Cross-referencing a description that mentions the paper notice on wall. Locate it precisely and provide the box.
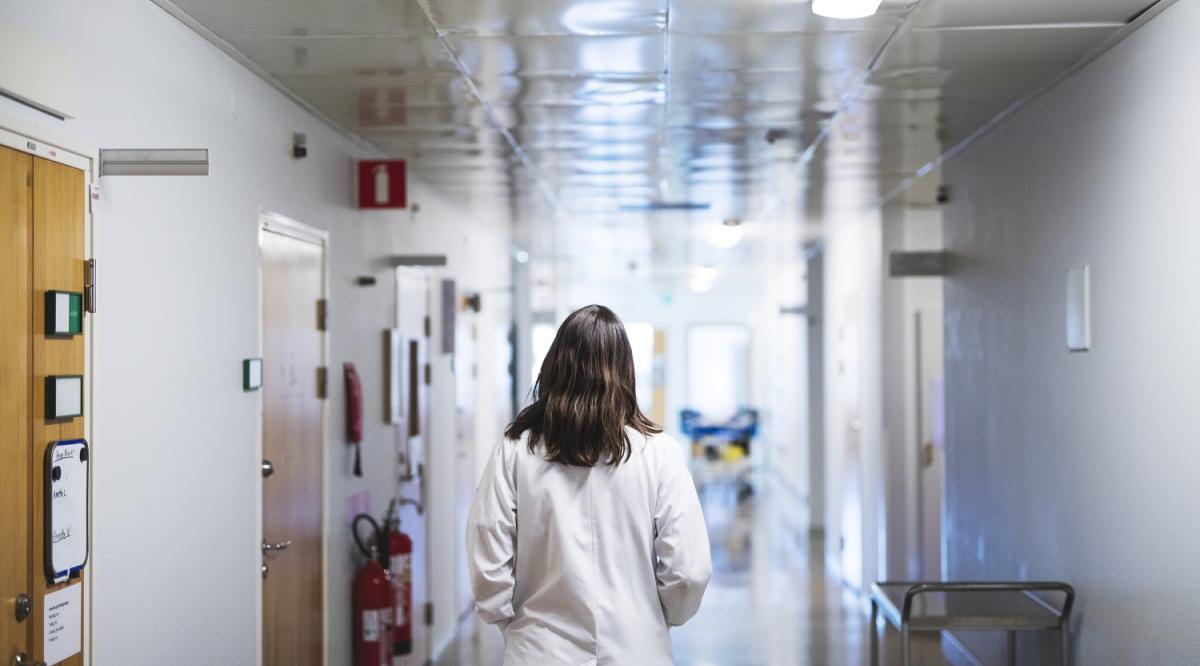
[44,583,81,665]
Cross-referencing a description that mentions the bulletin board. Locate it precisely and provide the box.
[44,439,89,584]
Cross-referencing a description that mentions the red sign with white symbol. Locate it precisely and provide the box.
[357,160,406,209]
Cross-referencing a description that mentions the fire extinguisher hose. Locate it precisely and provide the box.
[352,513,382,560]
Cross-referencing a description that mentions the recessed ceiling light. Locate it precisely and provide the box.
[812,0,883,19]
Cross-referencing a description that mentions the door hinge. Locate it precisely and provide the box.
[84,259,97,314]
[423,316,431,338]
[424,363,431,385]
[316,366,328,399]
[316,298,328,331]
[424,602,433,626]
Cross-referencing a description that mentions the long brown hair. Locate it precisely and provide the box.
[505,305,661,466]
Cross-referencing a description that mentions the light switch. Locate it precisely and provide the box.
[45,375,83,420]
[1066,266,1091,352]
[243,358,263,391]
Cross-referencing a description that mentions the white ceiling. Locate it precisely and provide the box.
[163,0,1156,282]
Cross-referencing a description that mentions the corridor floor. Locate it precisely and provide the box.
[438,466,921,666]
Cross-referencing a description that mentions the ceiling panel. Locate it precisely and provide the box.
[418,0,667,36]
[913,0,1152,29]
[448,34,666,77]
[228,35,456,76]
[669,31,890,74]
[672,0,913,34]
[171,0,432,37]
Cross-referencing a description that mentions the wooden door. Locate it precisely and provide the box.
[0,145,33,665]
[31,152,86,666]
[0,144,86,666]
[261,227,325,666]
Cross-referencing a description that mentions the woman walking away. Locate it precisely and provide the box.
[467,304,712,666]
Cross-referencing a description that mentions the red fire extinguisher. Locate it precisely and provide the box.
[382,503,413,657]
[353,515,393,666]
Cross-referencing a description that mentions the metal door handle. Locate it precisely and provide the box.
[14,653,45,666]
[261,539,292,553]
[261,459,275,478]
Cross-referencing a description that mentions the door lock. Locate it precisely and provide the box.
[261,459,274,478]
[14,593,30,622]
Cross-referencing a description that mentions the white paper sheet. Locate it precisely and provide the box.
[44,584,81,665]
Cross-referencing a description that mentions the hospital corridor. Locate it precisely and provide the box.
[1,0,1197,665]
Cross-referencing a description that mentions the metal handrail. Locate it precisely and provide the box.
[898,581,1075,627]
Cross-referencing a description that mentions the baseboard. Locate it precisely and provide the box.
[942,631,984,666]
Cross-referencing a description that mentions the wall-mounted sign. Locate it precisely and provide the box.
[43,583,81,664]
[243,358,263,391]
[45,290,83,336]
[357,160,406,209]
[45,375,83,420]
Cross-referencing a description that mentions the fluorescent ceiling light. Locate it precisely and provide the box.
[812,0,883,19]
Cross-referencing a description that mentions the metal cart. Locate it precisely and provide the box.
[869,581,1075,666]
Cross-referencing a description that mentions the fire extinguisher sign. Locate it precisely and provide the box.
[357,160,407,209]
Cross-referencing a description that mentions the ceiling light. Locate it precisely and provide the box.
[689,266,717,294]
[708,221,745,249]
[812,0,883,19]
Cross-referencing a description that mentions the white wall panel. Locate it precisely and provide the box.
[943,1,1200,661]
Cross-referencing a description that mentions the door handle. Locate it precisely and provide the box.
[261,459,275,478]
[14,653,46,666]
[261,539,292,553]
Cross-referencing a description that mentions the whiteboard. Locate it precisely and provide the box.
[45,439,88,583]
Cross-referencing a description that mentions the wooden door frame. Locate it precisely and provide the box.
[256,210,331,666]
[0,112,97,666]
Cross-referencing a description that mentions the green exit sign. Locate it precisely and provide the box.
[45,291,83,336]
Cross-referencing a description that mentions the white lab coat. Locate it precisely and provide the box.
[467,429,712,666]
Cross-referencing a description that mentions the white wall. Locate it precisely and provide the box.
[942,1,1200,661]
[0,1,510,663]
[820,206,883,591]
[880,201,944,581]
